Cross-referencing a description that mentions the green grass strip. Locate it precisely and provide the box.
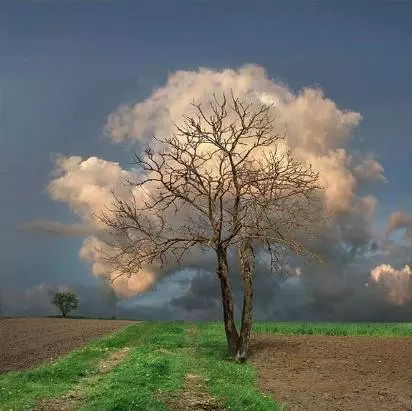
[201,321,412,337]
[253,321,412,336]
[196,323,286,411]
[0,322,150,411]
[80,322,188,411]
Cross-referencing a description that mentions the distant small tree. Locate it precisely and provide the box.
[51,291,79,317]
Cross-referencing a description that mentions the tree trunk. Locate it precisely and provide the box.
[216,246,239,357]
[235,240,254,362]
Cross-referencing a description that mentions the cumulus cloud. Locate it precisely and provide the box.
[369,264,412,305]
[34,64,395,315]
[106,65,364,214]
[42,155,161,296]
[78,236,158,297]
[47,155,132,222]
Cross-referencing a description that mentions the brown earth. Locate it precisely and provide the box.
[0,318,137,373]
[249,333,412,411]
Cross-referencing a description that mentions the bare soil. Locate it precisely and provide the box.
[0,318,136,373]
[250,333,412,411]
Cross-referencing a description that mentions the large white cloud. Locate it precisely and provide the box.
[45,64,388,296]
[106,65,364,213]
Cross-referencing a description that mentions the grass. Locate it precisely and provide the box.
[196,323,285,410]
[80,323,188,411]
[0,320,410,410]
[0,322,153,411]
[253,321,412,337]
[198,321,412,337]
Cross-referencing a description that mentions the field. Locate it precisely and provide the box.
[0,318,137,374]
[0,319,411,411]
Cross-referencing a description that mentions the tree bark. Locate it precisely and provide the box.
[235,240,254,362]
[216,246,239,357]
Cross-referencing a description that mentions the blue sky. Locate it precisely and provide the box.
[1,0,411,310]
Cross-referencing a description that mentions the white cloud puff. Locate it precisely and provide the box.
[47,155,132,223]
[370,264,412,305]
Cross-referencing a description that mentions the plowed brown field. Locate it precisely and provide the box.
[0,318,136,373]
[250,333,412,411]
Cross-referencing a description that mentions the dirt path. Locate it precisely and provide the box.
[166,325,222,411]
[0,318,137,373]
[167,372,221,411]
[35,346,131,411]
[250,333,412,411]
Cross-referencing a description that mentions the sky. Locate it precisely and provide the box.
[1,0,411,320]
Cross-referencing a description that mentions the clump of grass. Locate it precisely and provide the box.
[0,322,149,411]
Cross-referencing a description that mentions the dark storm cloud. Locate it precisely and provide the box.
[168,234,412,322]
[170,270,221,311]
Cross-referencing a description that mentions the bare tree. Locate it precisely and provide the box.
[99,93,324,361]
